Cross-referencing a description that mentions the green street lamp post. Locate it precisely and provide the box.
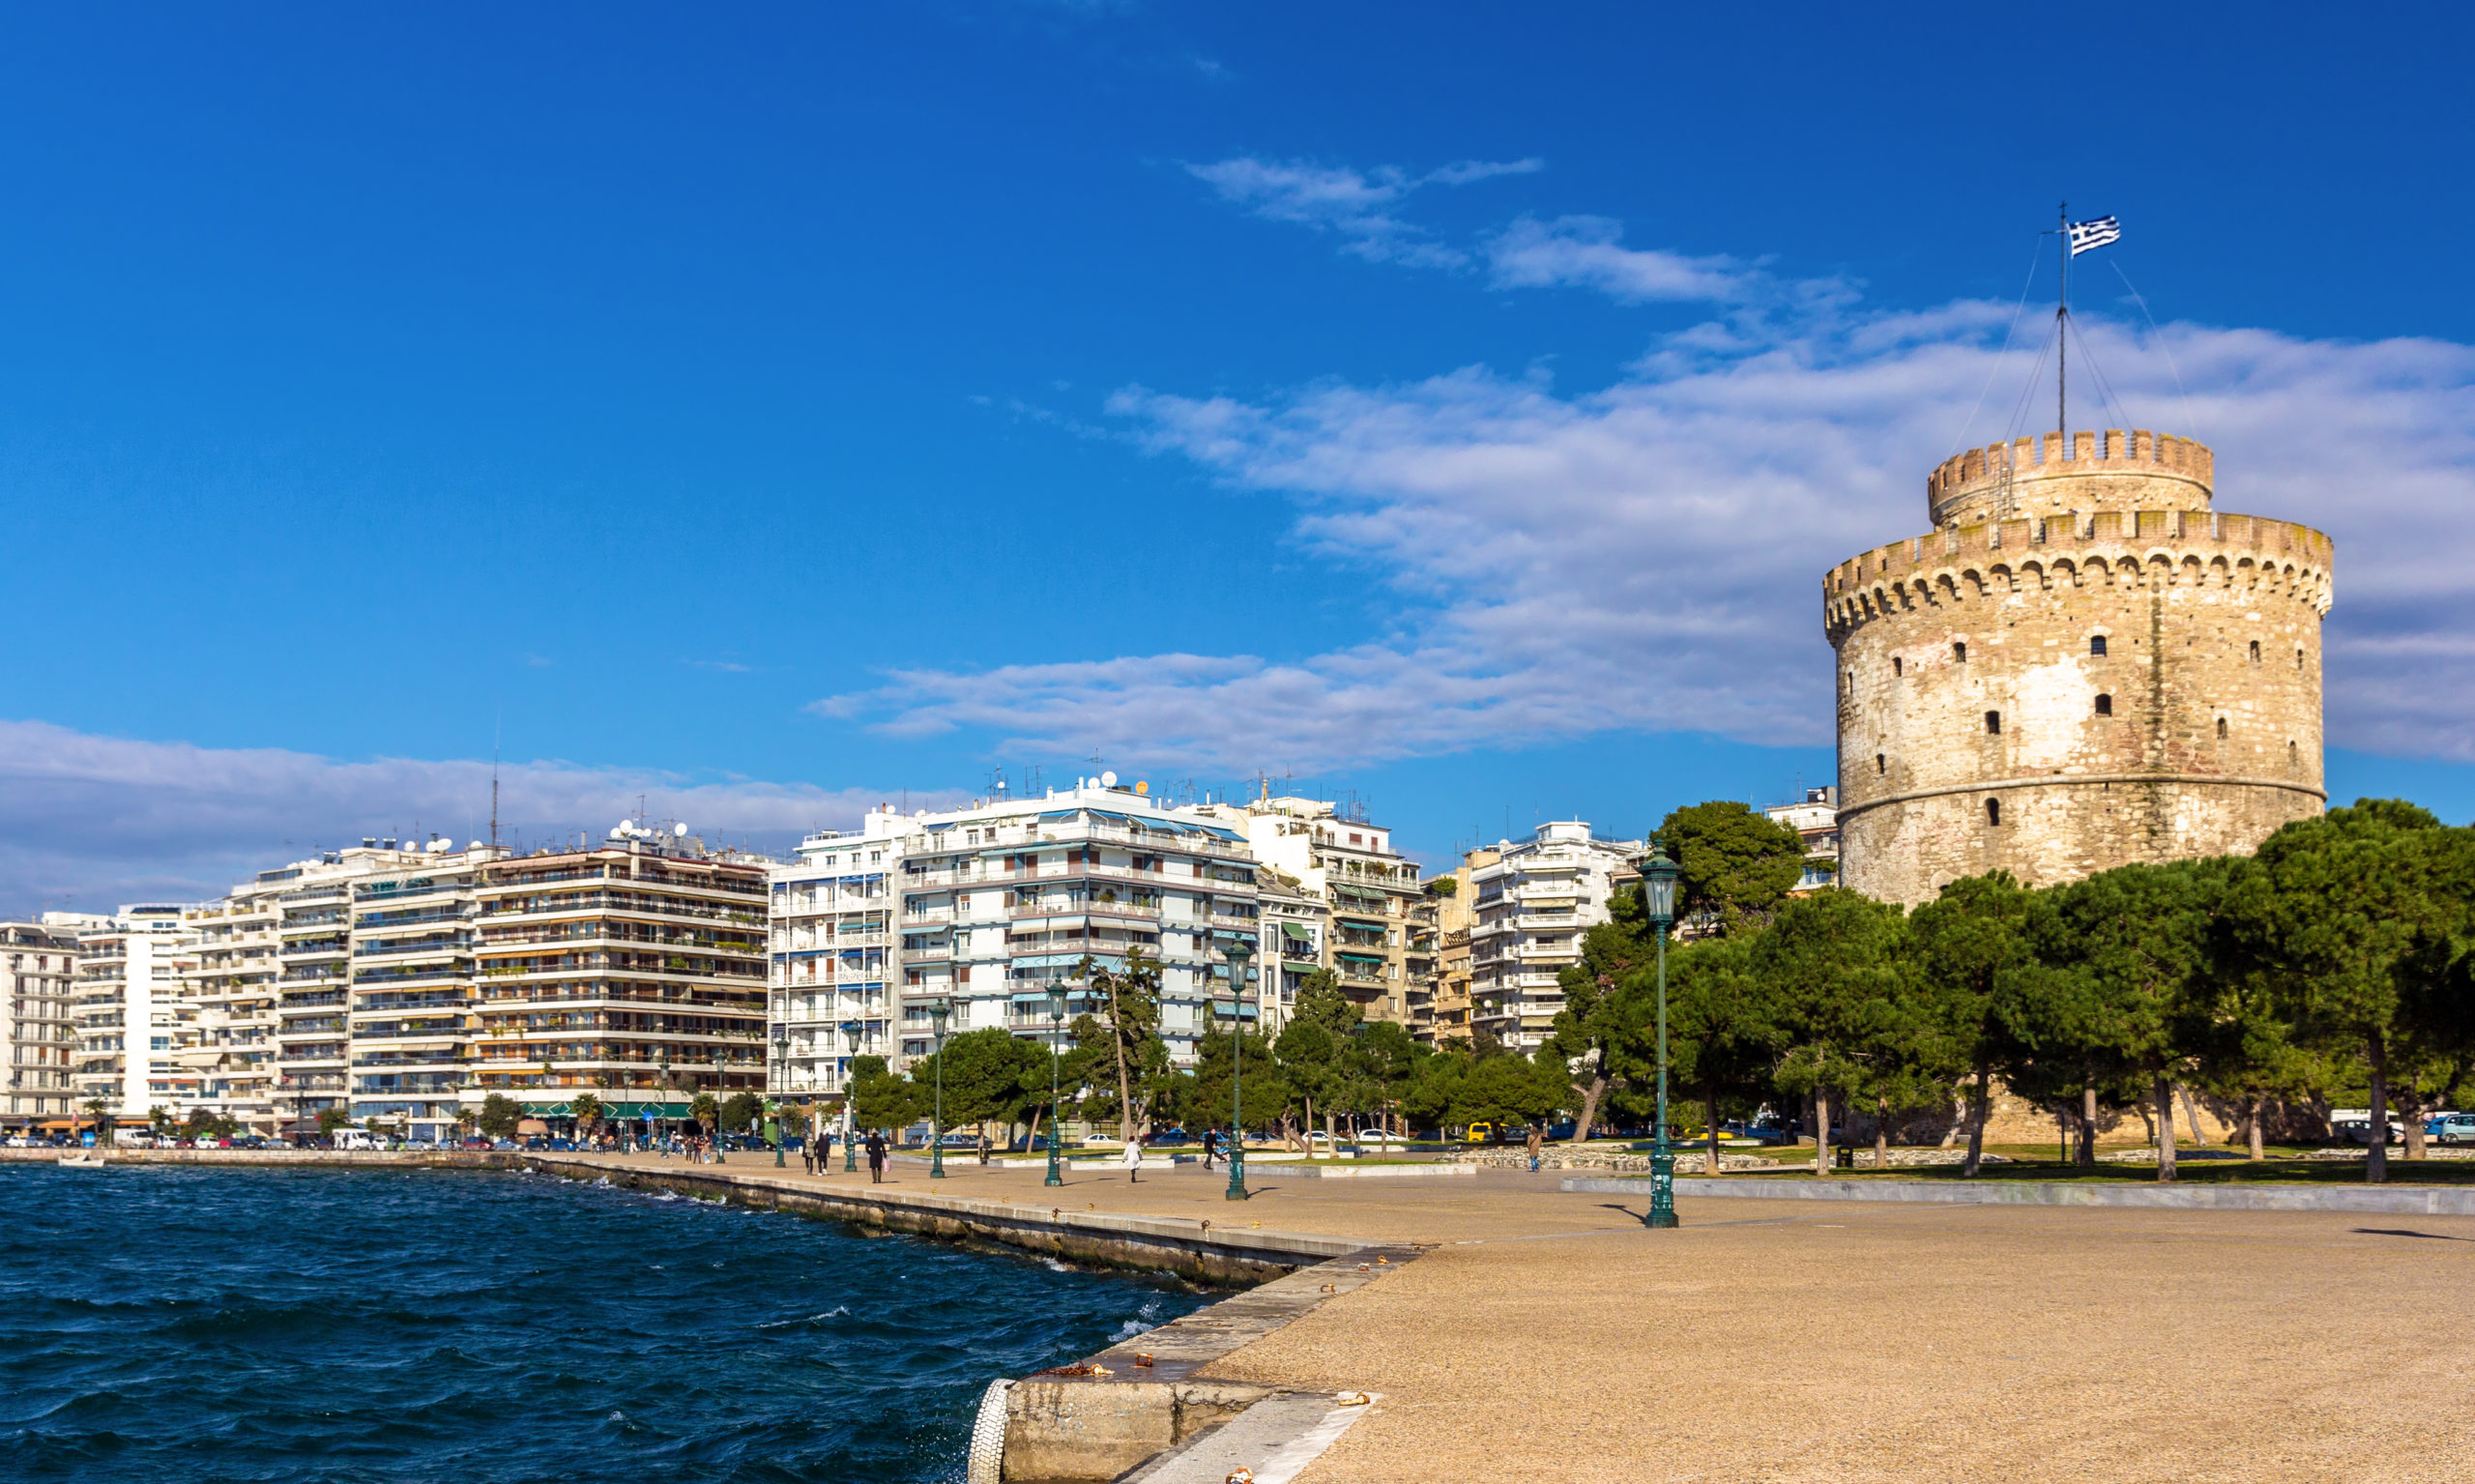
[928,1000,950,1179]
[1639,845,1682,1230]
[1043,984,1066,1187]
[1224,939,1251,1201]
[770,1026,789,1168]
[710,1048,728,1163]
[840,1020,863,1172]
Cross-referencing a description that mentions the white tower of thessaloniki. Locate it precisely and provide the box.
[1823,429,2333,907]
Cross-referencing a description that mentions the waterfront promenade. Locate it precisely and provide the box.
[553,1149,2475,1483]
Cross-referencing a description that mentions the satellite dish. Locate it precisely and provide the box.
[1101,771,1118,788]
[619,819,634,833]
[1135,780,1149,796]
[675,822,689,836]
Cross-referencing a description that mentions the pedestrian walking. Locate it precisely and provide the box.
[865,1128,887,1183]
[976,1130,990,1166]
[1525,1124,1543,1174]
[801,1135,815,1175]
[1201,1127,1219,1171]
[1121,1136,1145,1184]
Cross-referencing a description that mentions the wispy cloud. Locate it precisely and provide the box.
[822,309,2475,774]
[1184,155,1542,267]
[0,719,957,916]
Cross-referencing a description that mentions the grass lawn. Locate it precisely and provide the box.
[1713,1144,2475,1184]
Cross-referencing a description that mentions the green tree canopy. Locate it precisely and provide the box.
[476,1093,523,1139]
[1656,800,1809,934]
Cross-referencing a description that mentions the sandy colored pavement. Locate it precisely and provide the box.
[587,1153,2475,1481]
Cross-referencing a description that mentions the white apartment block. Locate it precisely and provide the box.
[1765,787,1842,892]
[771,779,1266,1094]
[1201,795,1436,1033]
[1468,821,1645,1052]
[66,905,201,1119]
[3,921,79,1129]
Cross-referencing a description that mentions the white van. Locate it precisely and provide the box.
[331,1129,378,1150]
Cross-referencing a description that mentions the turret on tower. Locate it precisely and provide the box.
[1823,429,2333,906]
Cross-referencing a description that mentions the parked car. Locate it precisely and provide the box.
[2429,1113,2475,1146]
[545,1138,575,1151]
[1144,1127,1190,1147]
[937,1131,979,1149]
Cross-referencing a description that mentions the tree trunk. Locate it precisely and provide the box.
[1937,1089,1962,1149]
[1302,1096,1317,1159]
[1962,1066,1991,1178]
[1874,1094,1890,1169]
[1813,1090,1832,1177]
[2176,1083,2207,1147]
[2152,1073,2177,1183]
[2400,1089,2431,1162]
[1323,1108,1337,1158]
[1023,1108,1043,1153]
[2367,1033,2390,1185]
[1705,1091,1724,1178]
[2056,1105,2070,1163]
[1569,1074,1606,1145]
[1107,980,1137,1150]
[2245,1094,2265,1161]
[2078,1083,2099,1169]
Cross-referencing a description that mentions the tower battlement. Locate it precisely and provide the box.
[1927,429,2214,527]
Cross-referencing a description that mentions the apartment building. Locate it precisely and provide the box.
[3,921,79,1130]
[1201,794,1434,1033]
[1765,787,1842,893]
[772,780,1264,1093]
[1422,846,1498,1046]
[1254,876,1327,1035]
[1469,822,1645,1052]
[470,826,771,1128]
[67,905,201,1119]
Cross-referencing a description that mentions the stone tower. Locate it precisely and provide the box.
[1823,430,2333,906]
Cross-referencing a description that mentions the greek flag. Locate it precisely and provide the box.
[2067,216,2121,256]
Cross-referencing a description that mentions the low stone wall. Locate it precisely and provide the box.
[1562,1174,2475,1214]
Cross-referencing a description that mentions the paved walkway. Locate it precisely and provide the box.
[577,1151,2475,1483]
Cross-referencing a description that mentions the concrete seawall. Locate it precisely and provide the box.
[1561,1173,2475,1214]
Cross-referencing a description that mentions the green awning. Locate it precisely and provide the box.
[1279,923,1313,942]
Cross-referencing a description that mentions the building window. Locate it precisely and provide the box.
[2217,717,2229,739]
[1985,799,2001,827]
[1985,711,2001,735]
[1953,642,1967,662]
[2249,640,2260,664]
[1892,656,1903,677]
[1876,753,1886,775]
[2090,635,2108,656]
[2094,694,2112,716]
[2297,647,2305,670]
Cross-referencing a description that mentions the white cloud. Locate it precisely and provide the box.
[1482,215,1756,303]
[1184,155,1541,267]
[822,312,2475,774]
[0,719,951,915]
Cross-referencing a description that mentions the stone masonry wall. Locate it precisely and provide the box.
[1824,431,2333,906]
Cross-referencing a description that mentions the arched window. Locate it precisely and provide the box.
[1893,656,1903,677]
[2249,640,2261,664]
[2094,694,2112,716]
[2217,717,2229,739]
[1953,642,1968,663]
[1985,711,2001,735]
[1985,799,2001,827]
[2090,635,2108,656]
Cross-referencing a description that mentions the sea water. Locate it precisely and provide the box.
[0,1165,1203,1482]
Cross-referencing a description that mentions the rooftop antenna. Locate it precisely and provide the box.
[489,719,502,853]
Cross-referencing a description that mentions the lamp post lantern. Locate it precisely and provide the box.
[1223,940,1251,1201]
[928,1000,950,1179]
[1043,985,1066,1187]
[840,1020,863,1172]
[1639,845,1682,1230]
[710,1048,728,1163]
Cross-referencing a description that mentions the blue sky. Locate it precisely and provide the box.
[7,4,2475,909]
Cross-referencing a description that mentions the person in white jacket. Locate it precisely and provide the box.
[1121,1137,1145,1183]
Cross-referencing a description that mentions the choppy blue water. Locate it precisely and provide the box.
[0,1165,1205,1483]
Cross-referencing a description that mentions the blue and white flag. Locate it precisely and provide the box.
[2067,216,2121,256]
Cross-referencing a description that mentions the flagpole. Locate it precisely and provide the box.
[2056,200,2068,447]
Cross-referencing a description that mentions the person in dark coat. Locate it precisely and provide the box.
[865,1128,887,1184]
[1201,1127,1220,1171]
